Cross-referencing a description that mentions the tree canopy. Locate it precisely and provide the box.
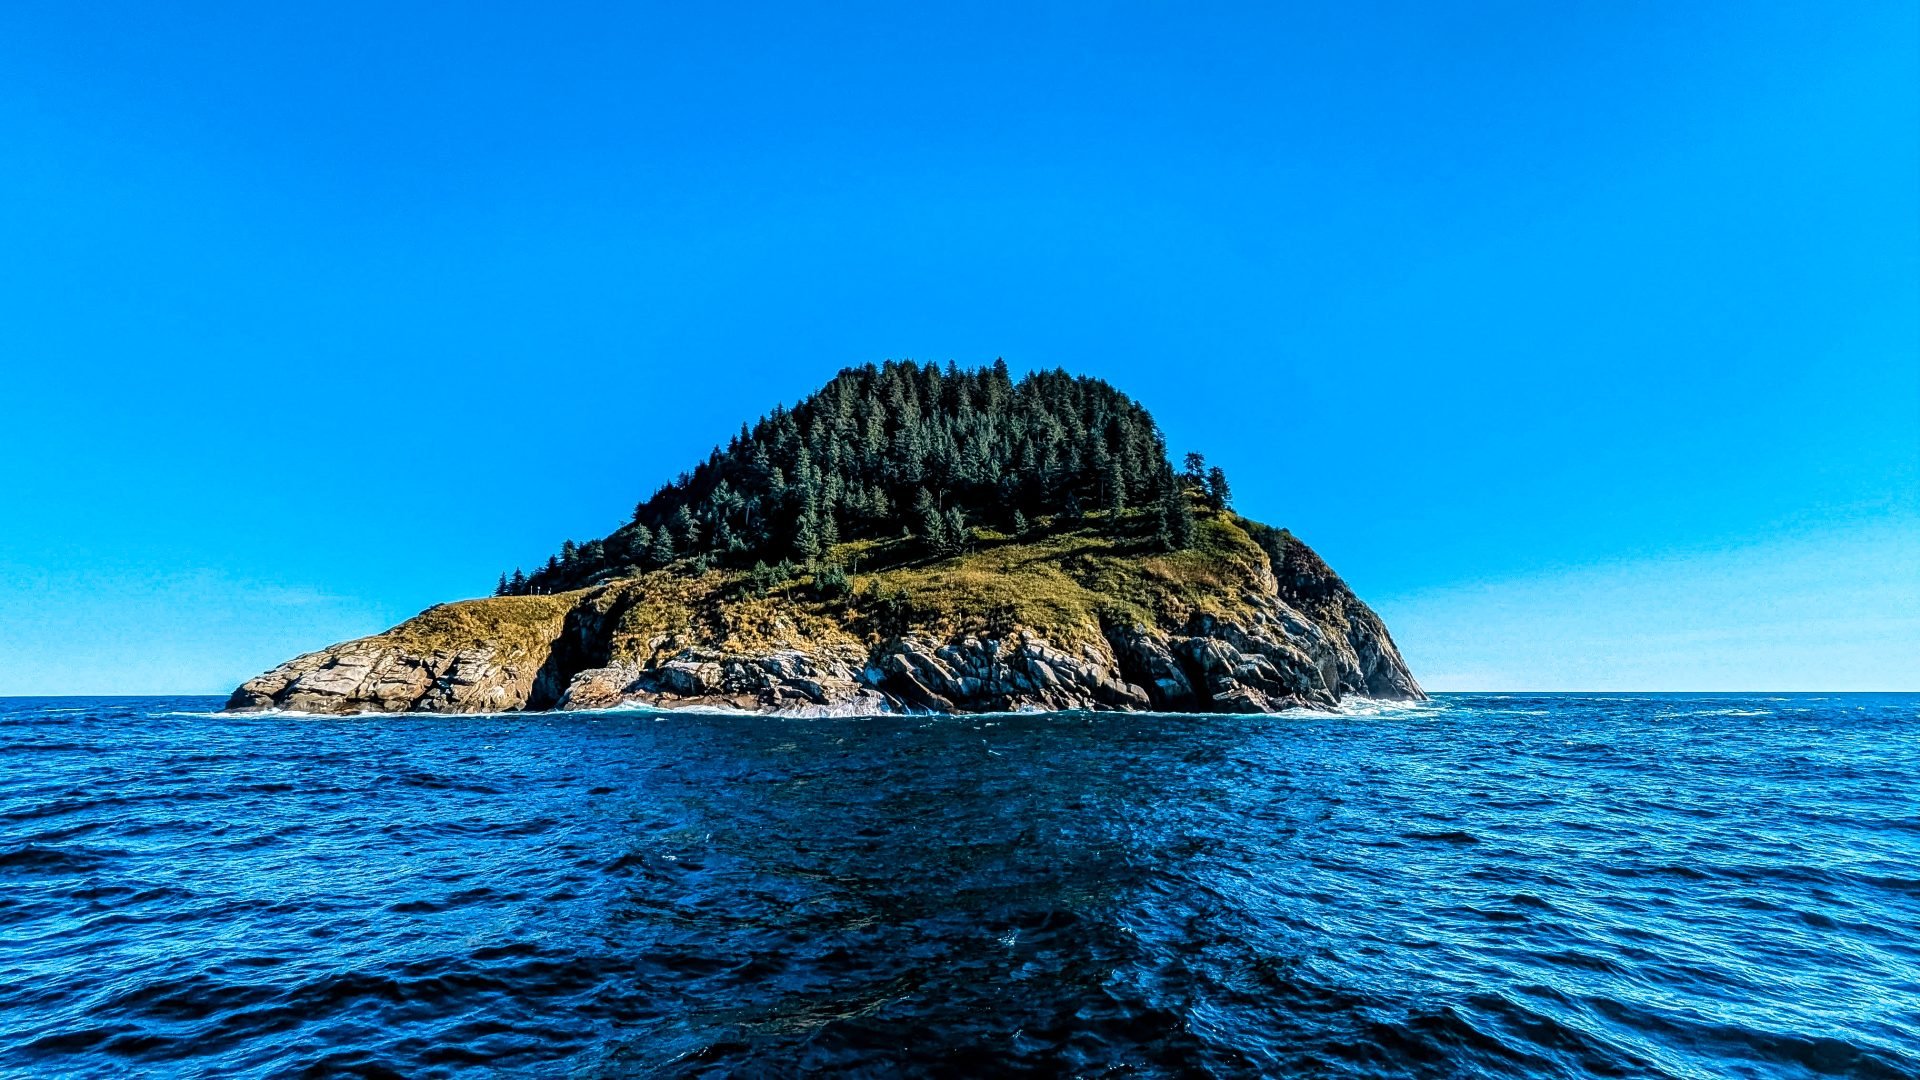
[500,360,1225,594]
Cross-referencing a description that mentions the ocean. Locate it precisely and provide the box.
[1,693,1915,1078]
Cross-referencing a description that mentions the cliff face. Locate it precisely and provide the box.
[227,517,1422,716]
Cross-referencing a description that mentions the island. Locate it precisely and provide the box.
[229,362,1421,715]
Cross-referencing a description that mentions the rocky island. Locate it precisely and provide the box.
[229,362,1420,715]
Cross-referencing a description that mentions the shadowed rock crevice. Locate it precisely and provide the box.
[227,522,1421,716]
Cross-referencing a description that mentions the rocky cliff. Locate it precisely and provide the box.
[228,515,1421,715]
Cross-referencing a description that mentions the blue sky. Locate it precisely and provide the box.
[0,2,1913,694]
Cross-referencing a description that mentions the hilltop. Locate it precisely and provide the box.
[229,362,1420,714]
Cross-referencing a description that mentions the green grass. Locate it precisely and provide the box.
[354,510,1283,663]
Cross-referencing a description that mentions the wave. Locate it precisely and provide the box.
[4,693,1917,1078]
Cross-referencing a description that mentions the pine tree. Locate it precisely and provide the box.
[913,488,945,552]
[1182,452,1207,492]
[1204,466,1232,512]
[509,568,527,594]
[747,560,778,597]
[495,572,509,596]
[673,506,701,550]
[941,506,967,555]
[793,511,823,564]
[496,361,1229,591]
[1153,464,1194,551]
[1060,490,1083,525]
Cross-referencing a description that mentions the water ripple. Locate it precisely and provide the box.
[0,693,1916,1077]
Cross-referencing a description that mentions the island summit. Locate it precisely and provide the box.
[230,361,1422,715]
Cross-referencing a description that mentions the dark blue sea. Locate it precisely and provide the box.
[1,694,1916,1078]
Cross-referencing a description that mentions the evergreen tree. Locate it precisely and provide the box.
[673,506,701,550]
[1153,464,1194,551]
[499,361,1231,591]
[941,506,968,555]
[649,527,676,566]
[1060,490,1083,525]
[793,512,823,564]
[913,488,945,551]
[495,572,509,596]
[747,560,783,597]
[1204,466,1232,512]
[1011,509,1028,537]
[1105,457,1126,516]
[509,568,527,594]
[1181,452,1207,492]
[812,563,851,600]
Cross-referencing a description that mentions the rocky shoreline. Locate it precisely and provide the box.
[226,534,1422,716]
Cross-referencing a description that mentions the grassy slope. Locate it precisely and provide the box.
[828,510,1269,647]
[374,593,577,660]
[353,509,1280,666]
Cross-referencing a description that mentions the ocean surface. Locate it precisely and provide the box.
[1,694,1916,1079]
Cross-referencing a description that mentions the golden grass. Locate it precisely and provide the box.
[377,593,577,659]
[356,511,1282,662]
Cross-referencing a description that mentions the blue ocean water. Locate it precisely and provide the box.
[0,694,1915,1078]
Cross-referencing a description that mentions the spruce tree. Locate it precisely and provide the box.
[1153,463,1194,551]
[942,506,967,555]
[1182,452,1207,492]
[913,488,945,551]
[1205,466,1232,512]
[1168,488,1194,549]
[673,506,701,550]
[499,361,1230,590]
[793,512,823,564]
[747,560,777,597]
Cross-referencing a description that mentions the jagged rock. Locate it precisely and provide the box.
[227,642,536,714]
[228,528,1421,717]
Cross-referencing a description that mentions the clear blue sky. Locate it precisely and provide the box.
[1,2,1914,694]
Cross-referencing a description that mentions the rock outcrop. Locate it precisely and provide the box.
[227,527,1421,716]
[225,595,575,714]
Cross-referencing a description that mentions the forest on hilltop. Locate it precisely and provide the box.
[499,360,1232,596]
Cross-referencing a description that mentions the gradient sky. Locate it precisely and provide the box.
[1,2,1914,695]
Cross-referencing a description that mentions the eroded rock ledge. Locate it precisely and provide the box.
[226,530,1421,716]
